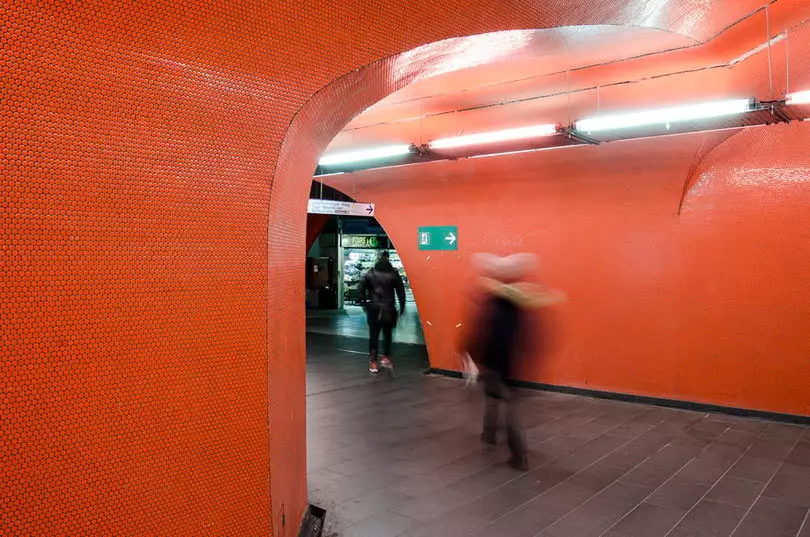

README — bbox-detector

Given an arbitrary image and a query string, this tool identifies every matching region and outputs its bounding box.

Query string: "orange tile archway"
[3,2,810,536]
[276,5,810,532]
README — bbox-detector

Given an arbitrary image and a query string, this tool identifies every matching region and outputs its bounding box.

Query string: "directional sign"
[418,226,458,251]
[307,199,375,217]
[341,235,389,249]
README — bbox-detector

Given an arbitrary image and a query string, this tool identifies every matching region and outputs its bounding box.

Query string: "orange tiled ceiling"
[347,26,695,129]
[326,4,807,154]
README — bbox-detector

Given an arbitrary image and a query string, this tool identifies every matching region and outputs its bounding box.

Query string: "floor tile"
[731,524,794,537]
[398,512,487,537]
[567,461,629,492]
[728,455,782,483]
[677,455,736,487]
[705,475,765,509]
[787,441,810,467]
[608,502,686,536]
[392,487,476,523]
[647,477,709,511]
[738,497,808,535]
[762,462,810,507]
[510,465,574,494]
[341,511,418,537]
[471,504,561,537]
[538,482,652,536]
[619,461,679,488]
[335,487,414,524]
[455,485,538,521]
[670,500,746,536]
[748,438,795,461]
[526,482,595,518]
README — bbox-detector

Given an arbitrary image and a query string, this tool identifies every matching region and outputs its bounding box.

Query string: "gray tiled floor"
[306,334,810,537]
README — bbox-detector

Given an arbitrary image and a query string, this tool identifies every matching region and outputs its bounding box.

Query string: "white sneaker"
[380,357,394,376]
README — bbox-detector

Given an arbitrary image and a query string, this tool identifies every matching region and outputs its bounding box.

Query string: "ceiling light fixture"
[429,124,558,150]
[574,98,755,133]
[318,144,413,166]
[786,90,810,105]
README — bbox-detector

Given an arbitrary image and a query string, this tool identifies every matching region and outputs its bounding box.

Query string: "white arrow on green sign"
[418,226,458,251]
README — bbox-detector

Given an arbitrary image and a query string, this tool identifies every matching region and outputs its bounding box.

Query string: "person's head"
[473,253,537,284]
[378,250,390,263]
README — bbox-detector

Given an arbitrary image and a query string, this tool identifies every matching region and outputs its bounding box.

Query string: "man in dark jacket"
[359,251,406,374]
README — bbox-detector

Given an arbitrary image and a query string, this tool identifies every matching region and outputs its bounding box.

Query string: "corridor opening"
[305,180,424,350]
[299,15,810,536]
[305,215,425,346]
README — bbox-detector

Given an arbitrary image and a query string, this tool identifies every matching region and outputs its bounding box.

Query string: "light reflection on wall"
[391,30,536,85]
[621,0,714,40]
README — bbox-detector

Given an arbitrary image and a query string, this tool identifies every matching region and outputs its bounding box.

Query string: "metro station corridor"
[4,2,810,536]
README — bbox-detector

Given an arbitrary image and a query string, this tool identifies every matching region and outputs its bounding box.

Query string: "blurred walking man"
[461,253,565,471]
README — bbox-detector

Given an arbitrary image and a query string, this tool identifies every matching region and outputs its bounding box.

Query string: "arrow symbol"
[445,232,456,245]
[366,204,374,215]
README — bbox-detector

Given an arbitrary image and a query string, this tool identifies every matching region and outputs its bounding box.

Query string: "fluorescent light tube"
[575,98,754,133]
[429,124,558,150]
[318,144,412,166]
[786,90,810,105]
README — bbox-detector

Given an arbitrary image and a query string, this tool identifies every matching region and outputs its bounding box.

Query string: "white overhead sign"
[307,199,375,217]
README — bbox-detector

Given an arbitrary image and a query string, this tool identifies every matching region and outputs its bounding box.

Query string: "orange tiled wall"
[3,1,810,535]
[326,122,810,417]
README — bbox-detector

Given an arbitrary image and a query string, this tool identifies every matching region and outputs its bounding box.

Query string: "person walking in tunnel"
[460,253,566,471]
[359,250,406,375]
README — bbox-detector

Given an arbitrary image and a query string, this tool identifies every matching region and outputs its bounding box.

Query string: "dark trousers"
[482,372,527,460]
[367,306,394,356]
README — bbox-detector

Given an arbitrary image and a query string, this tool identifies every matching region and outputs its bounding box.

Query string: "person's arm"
[511,283,567,309]
[534,286,567,307]
[358,272,369,309]
[394,272,406,314]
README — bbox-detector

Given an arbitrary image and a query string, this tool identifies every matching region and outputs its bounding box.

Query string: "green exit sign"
[418,226,458,251]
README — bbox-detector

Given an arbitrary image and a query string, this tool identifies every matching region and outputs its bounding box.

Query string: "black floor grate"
[298,504,326,537]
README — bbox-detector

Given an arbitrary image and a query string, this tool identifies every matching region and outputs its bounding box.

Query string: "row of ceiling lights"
[316,90,810,173]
